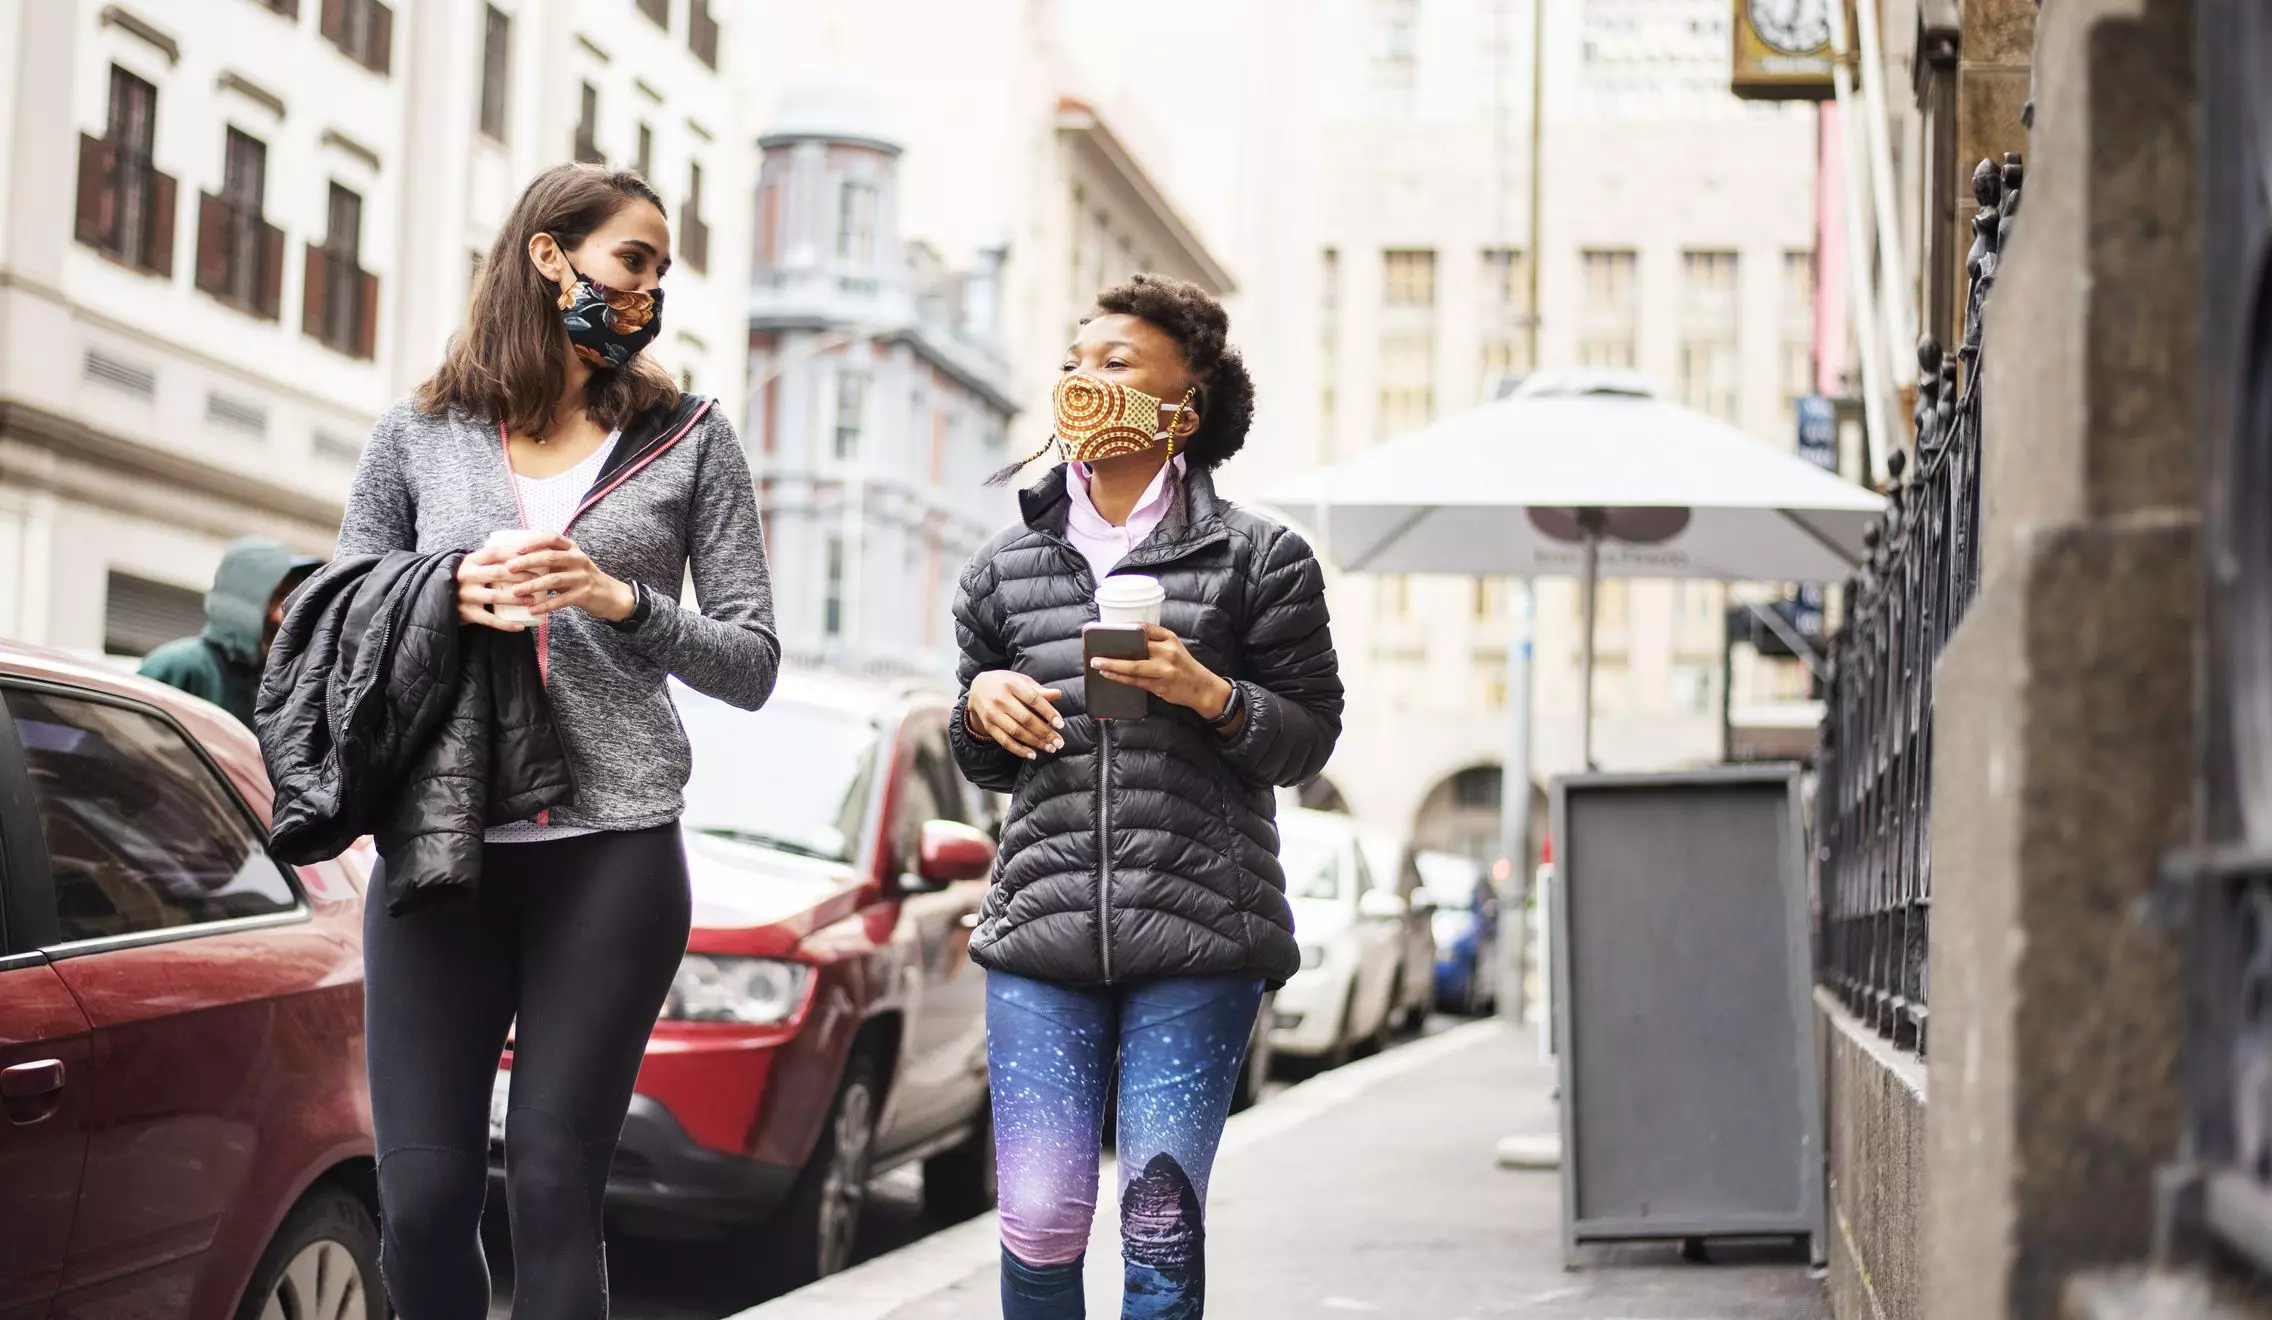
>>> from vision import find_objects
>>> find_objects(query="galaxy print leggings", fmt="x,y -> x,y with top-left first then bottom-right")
986,970 -> 1266,1320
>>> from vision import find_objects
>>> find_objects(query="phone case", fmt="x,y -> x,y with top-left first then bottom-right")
1082,623 -> 1152,721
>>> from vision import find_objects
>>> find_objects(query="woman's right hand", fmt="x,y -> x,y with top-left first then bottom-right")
967,670 -> 1065,761
456,545 -> 528,632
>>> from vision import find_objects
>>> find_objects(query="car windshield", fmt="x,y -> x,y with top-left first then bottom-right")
1280,816 -> 1346,902
676,683 -> 881,865
1414,852 -> 1486,909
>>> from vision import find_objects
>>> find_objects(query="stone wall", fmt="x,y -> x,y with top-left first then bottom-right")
1820,991 -> 1927,1320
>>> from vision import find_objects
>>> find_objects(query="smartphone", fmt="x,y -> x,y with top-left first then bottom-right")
1082,623 -> 1152,721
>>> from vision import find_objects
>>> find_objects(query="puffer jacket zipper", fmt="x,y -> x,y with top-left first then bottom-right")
1097,718 -> 1115,983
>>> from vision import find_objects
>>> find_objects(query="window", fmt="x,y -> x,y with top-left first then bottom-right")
1378,331 -> 1435,438
1679,340 -> 1741,422
75,67 -> 176,277
574,82 -> 603,165
634,122 -> 653,180
1579,249 -> 1638,369
637,0 -> 670,29
1782,249 -> 1817,431
321,0 -> 394,74
823,535 -> 846,636
1480,247 -> 1533,382
688,0 -> 719,69
892,727 -> 970,875
1383,248 -> 1436,306
478,5 -> 511,141
195,128 -> 281,318
838,181 -> 879,265
1671,663 -> 1715,714
305,182 -> 376,358
1451,766 -> 1503,811
682,160 -> 709,273
1474,577 -> 1508,620
1580,580 -> 1630,629
7,688 -> 298,945
1371,0 -> 1420,94
833,370 -> 869,460
1681,250 -> 1740,320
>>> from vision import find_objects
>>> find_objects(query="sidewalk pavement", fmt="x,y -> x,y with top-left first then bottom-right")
736,1019 -> 1829,1320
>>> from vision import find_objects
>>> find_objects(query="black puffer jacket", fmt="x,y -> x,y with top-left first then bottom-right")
951,464 -> 1343,986
257,552 -> 572,914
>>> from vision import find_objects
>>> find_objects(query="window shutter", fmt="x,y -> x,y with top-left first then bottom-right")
303,243 -> 328,340
367,2 -> 393,74
195,192 -> 226,295
257,222 -> 284,320
356,269 -> 380,359
319,0 -> 344,43
147,170 -> 177,278
75,134 -> 112,248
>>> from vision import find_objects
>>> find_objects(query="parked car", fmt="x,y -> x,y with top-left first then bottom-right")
1359,830 -> 1439,1033
487,671 -> 999,1285
1267,808 -> 1408,1069
1416,851 -> 1501,1015
0,642 -> 380,1320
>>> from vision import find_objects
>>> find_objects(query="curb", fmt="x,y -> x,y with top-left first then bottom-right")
727,1018 -> 1509,1320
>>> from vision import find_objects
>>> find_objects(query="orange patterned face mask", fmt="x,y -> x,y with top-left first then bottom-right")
1051,374 -> 1198,463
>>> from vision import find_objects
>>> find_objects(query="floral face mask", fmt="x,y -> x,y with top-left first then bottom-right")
556,263 -> 663,369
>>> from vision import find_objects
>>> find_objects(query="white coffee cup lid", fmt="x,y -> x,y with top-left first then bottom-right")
1095,575 -> 1165,607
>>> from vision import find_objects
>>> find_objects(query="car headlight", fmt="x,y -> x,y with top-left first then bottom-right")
1299,942 -> 1326,972
662,955 -> 811,1024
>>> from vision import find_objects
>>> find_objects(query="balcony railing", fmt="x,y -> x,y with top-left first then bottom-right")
1815,155 -> 2024,1055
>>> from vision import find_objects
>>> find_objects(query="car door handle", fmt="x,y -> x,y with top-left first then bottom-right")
2,1059 -> 65,1125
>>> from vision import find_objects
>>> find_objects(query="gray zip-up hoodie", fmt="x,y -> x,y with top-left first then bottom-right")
336,394 -> 779,832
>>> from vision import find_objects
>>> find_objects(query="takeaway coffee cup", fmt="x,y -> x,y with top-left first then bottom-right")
1094,575 -> 1166,628
485,529 -> 547,624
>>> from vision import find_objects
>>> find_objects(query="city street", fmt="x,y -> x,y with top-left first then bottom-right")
483,1034 -> 1357,1318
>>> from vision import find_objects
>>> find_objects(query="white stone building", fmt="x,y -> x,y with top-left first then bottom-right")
0,0 -> 750,660
746,82 -> 1019,679
1198,0 -> 1823,855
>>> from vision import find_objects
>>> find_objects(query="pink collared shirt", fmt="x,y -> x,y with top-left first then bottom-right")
1064,456 -> 1183,585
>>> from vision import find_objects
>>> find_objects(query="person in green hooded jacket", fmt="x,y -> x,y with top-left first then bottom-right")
138,537 -> 322,728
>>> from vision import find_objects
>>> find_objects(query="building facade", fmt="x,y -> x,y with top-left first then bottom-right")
747,81 -> 1018,679
1220,0 -> 1822,854
0,0 -> 749,661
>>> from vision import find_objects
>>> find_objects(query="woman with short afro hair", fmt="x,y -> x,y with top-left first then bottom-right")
952,272 -> 1344,1317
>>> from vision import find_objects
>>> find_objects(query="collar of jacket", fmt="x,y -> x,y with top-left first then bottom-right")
1017,460 -> 1228,551
589,392 -> 713,491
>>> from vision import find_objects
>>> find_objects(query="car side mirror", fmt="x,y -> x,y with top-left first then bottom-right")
913,819 -> 995,889
1357,889 -> 1407,923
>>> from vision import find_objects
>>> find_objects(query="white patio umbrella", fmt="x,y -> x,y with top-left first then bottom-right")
1263,372 -> 1885,767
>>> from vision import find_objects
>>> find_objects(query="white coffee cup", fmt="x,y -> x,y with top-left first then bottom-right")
485,529 -> 547,623
1094,575 -> 1166,628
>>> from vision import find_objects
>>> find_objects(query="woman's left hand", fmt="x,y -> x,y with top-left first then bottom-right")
502,535 -> 637,623
1090,624 -> 1235,720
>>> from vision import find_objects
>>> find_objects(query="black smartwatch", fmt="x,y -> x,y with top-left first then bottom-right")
604,580 -> 653,633
1206,682 -> 1246,731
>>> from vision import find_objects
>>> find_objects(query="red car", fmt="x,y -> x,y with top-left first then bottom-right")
490,670 -> 1000,1284
0,643 -> 379,1320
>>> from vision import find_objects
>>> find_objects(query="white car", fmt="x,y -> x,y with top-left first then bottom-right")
1360,830 -> 1439,1034
1269,809 -> 1410,1068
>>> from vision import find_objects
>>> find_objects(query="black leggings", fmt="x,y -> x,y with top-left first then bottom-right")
363,826 -> 691,1319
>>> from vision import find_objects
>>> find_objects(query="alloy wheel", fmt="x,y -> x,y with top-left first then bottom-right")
257,1239 -> 367,1320
816,1077 -> 876,1277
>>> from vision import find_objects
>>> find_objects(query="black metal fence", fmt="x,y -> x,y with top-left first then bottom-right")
1815,155 -> 2025,1056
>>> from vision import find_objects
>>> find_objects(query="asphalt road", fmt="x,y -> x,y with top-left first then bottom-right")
486,1016 -> 1470,1319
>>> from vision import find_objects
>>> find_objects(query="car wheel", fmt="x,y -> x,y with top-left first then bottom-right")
779,1053 -> 879,1286
922,1102 -> 998,1222
234,1184 -> 382,1320
1325,985 -> 1359,1070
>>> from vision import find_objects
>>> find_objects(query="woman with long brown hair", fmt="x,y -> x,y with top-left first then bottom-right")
335,164 -> 778,1316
